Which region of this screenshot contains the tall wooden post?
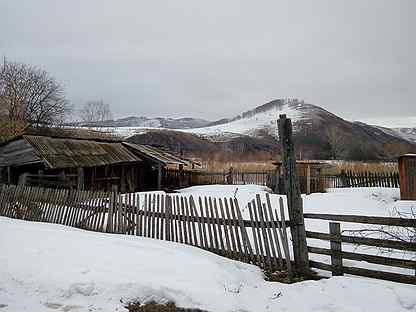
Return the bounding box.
[77,168,84,190]
[306,164,311,195]
[7,166,11,184]
[157,164,162,190]
[278,114,310,276]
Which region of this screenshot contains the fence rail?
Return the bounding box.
[0,184,292,275]
[304,213,416,285]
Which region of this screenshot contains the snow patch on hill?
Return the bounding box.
[181,99,307,138]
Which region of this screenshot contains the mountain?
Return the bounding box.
[126,99,416,161]
[391,127,416,143]
[68,116,212,129]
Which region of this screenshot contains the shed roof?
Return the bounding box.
[24,135,141,169]
[123,142,189,166]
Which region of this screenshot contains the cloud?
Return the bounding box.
[1,0,414,121]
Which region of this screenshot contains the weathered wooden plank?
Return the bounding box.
[229,198,244,261]
[256,194,272,268]
[77,190,91,228]
[309,260,332,271]
[329,222,343,276]
[265,193,283,268]
[306,231,416,252]
[251,199,265,265]
[176,196,184,243]
[198,197,208,249]
[262,202,279,268]
[304,213,416,227]
[91,192,103,231]
[180,196,189,245]
[48,188,61,223]
[204,197,215,250]
[155,194,160,239]
[343,266,416,285]
[248,202,261,265]
[208,197,219,250]
[191,196,204,247]
[57,189,70,225]
[234,198,254,263]
[278,197,293,276]
[165,195,172,241]
[187,196,198,246]
[0,184,8,215]
[173,196,179,242]
[219,198,232,256]
[213,198,225,251]
[279,114,309,275]
[224,197,237,256]
[308,246,416,270]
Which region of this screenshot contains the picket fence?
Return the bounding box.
[0,184,293,275]
[324,170,400,189]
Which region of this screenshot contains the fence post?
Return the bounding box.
[106,185,118,233]
[329,222,343,276]
[278,114,310,276]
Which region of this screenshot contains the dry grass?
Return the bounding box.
[324,161,398,175]
[202,160,276,172]
[199,159,399,175]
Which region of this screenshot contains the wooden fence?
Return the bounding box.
[324,170,400,189]
[162,168,276,190]
[304,213,416,285]
[0,184,293,275]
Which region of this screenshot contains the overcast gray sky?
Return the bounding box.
[1,0,415,122]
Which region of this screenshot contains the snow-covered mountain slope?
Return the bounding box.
[392,127,416,143]
[182,99,329,138]
[68,116,212,129]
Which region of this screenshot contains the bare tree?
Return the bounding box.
[79,100,112,126]
[0,58,71,138]
[326,127,346,159]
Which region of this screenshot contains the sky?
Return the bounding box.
[1,0,415,125]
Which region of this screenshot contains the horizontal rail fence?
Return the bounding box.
[304,213,416,285]
[161,168,276,189]
[325,170,400,189]
[0,184,293,275]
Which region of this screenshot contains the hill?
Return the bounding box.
[127,99,416,161]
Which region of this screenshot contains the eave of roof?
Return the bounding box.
[122,142,189,166]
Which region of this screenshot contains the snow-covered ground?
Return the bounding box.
[1,216,416,312]
[178,185,416,276]
[1,186,416,312]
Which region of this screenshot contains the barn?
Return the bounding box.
[0,132,191,192]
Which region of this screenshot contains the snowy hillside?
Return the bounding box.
[392,127,416,143]
[182,99,308,138]
[68,116,212,130]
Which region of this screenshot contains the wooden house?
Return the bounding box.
[0,131,194,192]
[0,135,142,192]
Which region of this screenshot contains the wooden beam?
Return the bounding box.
[157,164,162,190]
[329,222,343,276]
[278,114,309,276]
[77,168,84,190]
[304,213,416,227]
[7,166,11,184]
